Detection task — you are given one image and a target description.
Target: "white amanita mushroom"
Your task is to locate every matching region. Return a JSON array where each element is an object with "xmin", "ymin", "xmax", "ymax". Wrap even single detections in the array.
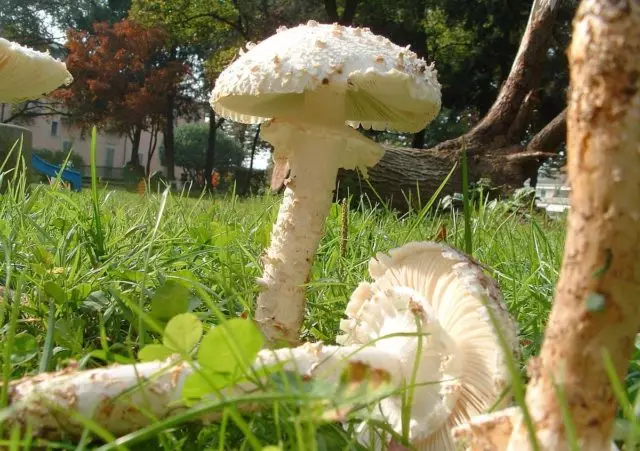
[
  {"xmin": 210, "ymin": 21, "xmax": 442, "ymax": 345},
  {"xmin": 1, "ymin": 242, "xmax": 516, "ymax": 446},
  {"xmin": 0, "ymin": 38, "xmax": 73, "ymax": 103},
  {"xmin": 336, "ymin": 241, "xmax": 518, "ymax": 450}
]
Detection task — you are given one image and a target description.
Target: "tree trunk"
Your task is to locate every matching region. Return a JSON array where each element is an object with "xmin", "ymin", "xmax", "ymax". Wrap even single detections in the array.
[
  {"xmin": 342, "ymin": 0, "xmax": 564, "ymax": 210},
  {"xmin": 204, "ymin": 107, "xmax": 216, "ymax": 191},
  {"xmin": 129, "ymin": 127, "xmax": 142, "ymax": 166},
  {"xmin": 244, "ymin": 124, "xmax": 261, "ymax": 194},
  {"xmin": 164, "ymin": 95, "xmax": 176, "ymax": 180}
]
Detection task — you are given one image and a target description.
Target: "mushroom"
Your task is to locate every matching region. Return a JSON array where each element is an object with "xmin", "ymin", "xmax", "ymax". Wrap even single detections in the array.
[
  {"xmin": 0, "ymin": 38, "xmax": 73, "ymax": 103},
  {"xmin": 336, "ymin": 241, "xmax": 518, "ymax": 450},
  {"xmin": 1, "ymin": 241, "xmax": 516, "ymax": 447},
  {"xmin": 210, "ymin": 22, "xmax": 442, "ymax": 345}
]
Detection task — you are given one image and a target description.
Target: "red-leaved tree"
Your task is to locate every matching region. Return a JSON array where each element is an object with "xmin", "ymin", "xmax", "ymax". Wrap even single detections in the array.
[{"xmin": 55, "ymin": 20, "xmax": 188, "ymax": 175}]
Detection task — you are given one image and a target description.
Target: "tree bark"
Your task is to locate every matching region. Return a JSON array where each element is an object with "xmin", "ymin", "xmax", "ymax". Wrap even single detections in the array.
[
  {"xmin": 510, "ymin": 1, "xmax": 640, "ymax": 449},
  {"xmin": 343, "ymin": 0, "xmax": 564, "ymax": 210}
]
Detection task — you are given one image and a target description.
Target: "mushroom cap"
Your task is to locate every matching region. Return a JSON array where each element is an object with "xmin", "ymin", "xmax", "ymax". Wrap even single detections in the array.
[
  {"xmin": 336, "ymin": 241, "xmax": 518, "ymax": 451},
  {"xmin": 210, "ymin": 21, "xmax": 441, "ymax": 133},
  {"xmin": 0, "ymin": 38, "xmax": 73, "ymax": 103}
]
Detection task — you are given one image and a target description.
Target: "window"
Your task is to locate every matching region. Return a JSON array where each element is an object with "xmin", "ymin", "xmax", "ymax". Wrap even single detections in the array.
[
  {"xmin": 62, "ymin": 141, "xmax": 72, "ymax": 152},
  {"xmin": 104, "ymin": 147, "xmax": 115, "ymax": 167},
  {"xmin": 51, "ymin": 121, "xmax": 59, "ymax": 137}
]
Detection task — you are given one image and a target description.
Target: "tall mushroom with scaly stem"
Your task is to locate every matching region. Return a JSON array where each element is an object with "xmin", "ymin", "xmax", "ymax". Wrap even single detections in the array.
[
  {"xmin": 452, "ymin": 0, "xmax": 640, "ymax": 449},
  {"xmin": 210, "ymin": 21, "xmax": 442, "ymax": 346}
]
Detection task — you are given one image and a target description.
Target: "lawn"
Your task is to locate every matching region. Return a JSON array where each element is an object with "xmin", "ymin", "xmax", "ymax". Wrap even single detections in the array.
[{"xmin": 0, "ymin": 176, "xmax": 571, "ymax": 450}]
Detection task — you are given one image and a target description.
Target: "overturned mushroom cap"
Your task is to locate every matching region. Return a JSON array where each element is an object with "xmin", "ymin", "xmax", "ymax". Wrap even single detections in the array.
[
  {"xmin": 336, "ymin": 241, "xmax": 518, "ymax": 451},
  {"xmin": 0, "ymin": 38, "xmax": 73, "ymax": 103},
  {"xmin": 211, "ymin": 20, "xmax": 441, "ymax": 132}
]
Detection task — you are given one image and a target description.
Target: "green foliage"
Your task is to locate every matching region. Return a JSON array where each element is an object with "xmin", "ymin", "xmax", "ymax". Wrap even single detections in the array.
[{"xmin": 160, "ymin": 123, "xmax": 246, "ymax": 171}]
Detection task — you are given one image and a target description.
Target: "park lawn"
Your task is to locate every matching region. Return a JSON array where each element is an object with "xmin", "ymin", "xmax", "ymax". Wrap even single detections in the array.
[{"xmin": 0, "ymin": 179, "xmax": 582, "ymax": 450}]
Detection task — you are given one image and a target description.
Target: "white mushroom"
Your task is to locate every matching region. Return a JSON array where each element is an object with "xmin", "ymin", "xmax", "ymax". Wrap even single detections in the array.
[
  {"xmin": 0, "ymin": 38, "xmax": 73, "ymax": 103},
  {"xmin": 1, "ymin": 242, "xmax": 516, "ymax": 447},
  {"xmin": 210, "ymin": 22, "xmax": 442, "ymax": 345},
  {"xmin": 337, "ymin": 241, "xmax": 518, "ymax": 450}
]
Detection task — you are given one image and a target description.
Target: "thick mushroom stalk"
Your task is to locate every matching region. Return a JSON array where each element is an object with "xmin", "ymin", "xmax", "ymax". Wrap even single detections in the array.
[
  {"xmin": 256, "ymin": 93, "xmax": 383, "ymax": 344},
  {"xmin": 453, "ymin": 0, "xmax": 640, "ymax": 449},
  {"xmin": 0, "ymin": 38, "xmax": 73, "ymax": 103},
  {"xmin": 210, "ymin": 21, "xmax": 442, "ymax": 345},
  {"xmin": 1, "ymin": 344, "xmax": 401, "ymax": 439}
]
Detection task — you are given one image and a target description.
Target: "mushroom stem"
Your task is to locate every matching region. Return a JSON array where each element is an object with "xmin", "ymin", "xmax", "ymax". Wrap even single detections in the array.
[
  {"xmin": 256, "ymin": 117, "xmax": 382, "ymax": 345},
  {"xmin": 453, "ymin": 1, "xmax": 640, "ymax": 449},
  {"xmin": 507, "ymin": 1, "xmax": 640, "ymax": 449},
  {"xmin": 2, "ymin": 343, "xmax": 402, "ymax": 440}
]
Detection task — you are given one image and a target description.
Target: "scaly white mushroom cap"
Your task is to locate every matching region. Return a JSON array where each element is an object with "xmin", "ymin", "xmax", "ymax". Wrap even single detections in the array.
[
  {"xmin": 210, "ymin": 20, "xmax": 441, "ymax": 133},
  {"xmin": 0, "ymin": 38, "xmax": 73, "ymax": 103},
  {"xmin": 336, "ymin": 242, "xmax": 518, "ymax": 451}
]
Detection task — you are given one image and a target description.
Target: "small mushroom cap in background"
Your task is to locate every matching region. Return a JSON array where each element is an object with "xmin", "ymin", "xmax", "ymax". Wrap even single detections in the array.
[
  {"xmin": 210, "ymin": 21, "xmax": 441, "ymax": 133},
  {"xmin": 0, "ymin": 38, "xmax": 73, "ymax": 104}
]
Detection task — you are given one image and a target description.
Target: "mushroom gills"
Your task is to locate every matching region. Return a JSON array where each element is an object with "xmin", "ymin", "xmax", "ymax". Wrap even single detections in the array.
[{"xmin": 337, "ymin": 241, "xmax": 518, "ymax": 451}]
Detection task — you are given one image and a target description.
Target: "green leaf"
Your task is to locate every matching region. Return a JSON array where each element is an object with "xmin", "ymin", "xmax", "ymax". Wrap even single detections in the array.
[
  {"xmin": 11, "ymin": 333, "xmax": 38, "ymax": 365},
  {"xmin": 54, "ymin": 317, "xmax": 84, "ymax": 354},
  {"xmin": 182, "ymin": 369, "xmax": 233, "ymax": 401},
  {"xmin": 151, "ymin": 280, "xmax": 190, "ymax": 321},
  {"xmin": 138, "ymin": 344, "xmax": 175, "ymax": 362},
  {"xmin": 163, "ymin": 313, "xmax": 203, "ymax": 354},
  {"xmin": 44, "ymin": 281, "xmax": 67, "ymax": 304},
  {"xmin": 197, "ymin": 318, "xmax": 263, "ymax": 375},
  {"xmin": 33, "ymin": 245, "xmax": 54, "ymax": 265},
  {"xmin": 71, "ymin": 283, "xmax": 92, "ymax": 302}
]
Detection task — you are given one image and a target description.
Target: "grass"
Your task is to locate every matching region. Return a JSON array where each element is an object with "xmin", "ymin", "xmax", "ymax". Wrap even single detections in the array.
[{"xmin": 0, "ymin": 143, "xmax": 637, "ymax": 450}]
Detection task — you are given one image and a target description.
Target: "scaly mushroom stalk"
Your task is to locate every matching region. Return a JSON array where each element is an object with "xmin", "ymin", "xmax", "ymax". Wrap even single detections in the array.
[
  {"xmin": 452, "ymin": 0, "xmax": 640, "ymax": 449},
  {"xmin": 1, "ymin": 343, "xmax": 400, "ymax": 439},
  {"xmin": 256, "ymin": 90, "xmax": 383, "ymax": 344}
]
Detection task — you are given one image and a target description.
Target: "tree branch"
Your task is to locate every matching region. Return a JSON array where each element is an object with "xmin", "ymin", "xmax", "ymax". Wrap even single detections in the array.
[
  {"xmin": 468, "ymin": 0, "xmax": 563, "ymax": 140},
  {"xmin": 526, "ymin": 107, "xmax": 567, "ymax": 153},
  {"xmin": 324, "ymin": 0, "xmax": 339, "ymax": 22}
]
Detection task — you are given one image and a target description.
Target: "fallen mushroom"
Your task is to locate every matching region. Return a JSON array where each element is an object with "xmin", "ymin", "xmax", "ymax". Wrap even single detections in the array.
[
  {"xmin": 451, "ymin": 0, "xmax": 640, "ymax": 449},
  {"xmin": 0, "ymin": 241, "xmax": 517, "ymax": 450},
  {"xmin": 210, "ymin": 21, "xmax": 442, "ymax": 345},
  {"xmin": 0, "ymin": 38, "xmax": 73, "ymax": 103},
  {"xmin": 337, "ymin": 241, "xmax": 518, "ymax": 450}
]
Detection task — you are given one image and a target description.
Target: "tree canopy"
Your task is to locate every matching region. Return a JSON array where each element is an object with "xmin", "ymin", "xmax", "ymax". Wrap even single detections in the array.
[{"xmin": 53, "ymin": 20, "xmax": 189, "ymax": 166}]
